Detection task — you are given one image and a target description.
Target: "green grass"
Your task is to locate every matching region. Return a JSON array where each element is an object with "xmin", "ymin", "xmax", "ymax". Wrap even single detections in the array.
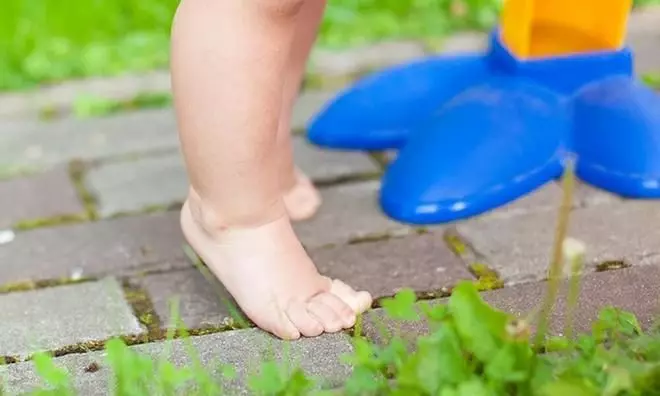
[
  {"xmin": 3, "ymin": 0, "xmax": 659, "ymax": 92},
  {"xmin": 0, "ymin": 0, "xmax": 503, "ymax": 92}
]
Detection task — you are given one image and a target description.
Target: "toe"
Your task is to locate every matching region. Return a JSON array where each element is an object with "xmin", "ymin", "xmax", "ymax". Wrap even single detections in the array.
[
  {"xmin": 330, "ymin": 280, "xmax": 373, "ymax": 315},
  {"xmin": 308, "ymin": 293, "xmax": 354, "ymax": 332},
  {"xmin": 286, "ymin": 301, "xmax": 324, "ymax": 337}
]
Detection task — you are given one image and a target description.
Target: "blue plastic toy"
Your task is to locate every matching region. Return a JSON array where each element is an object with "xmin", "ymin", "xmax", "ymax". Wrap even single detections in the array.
[{"xmin": 307, "ymin": 0, "xmax": 660, "ymax": 224}]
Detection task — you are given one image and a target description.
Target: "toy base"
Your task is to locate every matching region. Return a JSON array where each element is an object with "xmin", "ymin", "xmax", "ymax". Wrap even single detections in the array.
[
  {"xmin": 308, "ymin": 27, "xmax": 658, "ymax": 225},
  {"xmin": 380, "ymin": 77, "xmax": 569, "ymax": 224}
]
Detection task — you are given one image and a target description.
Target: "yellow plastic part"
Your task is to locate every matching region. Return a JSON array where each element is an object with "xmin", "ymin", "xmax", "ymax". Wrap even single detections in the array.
[{"xmin": 500, "ymin": 0, "xmax": 633, "ymax": 59}]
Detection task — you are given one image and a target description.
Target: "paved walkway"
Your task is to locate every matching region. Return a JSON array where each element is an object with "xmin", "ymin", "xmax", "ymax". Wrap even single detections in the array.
[{"xmin": 1, "ymin": 9, "xmax": 660, "ymax": 394}]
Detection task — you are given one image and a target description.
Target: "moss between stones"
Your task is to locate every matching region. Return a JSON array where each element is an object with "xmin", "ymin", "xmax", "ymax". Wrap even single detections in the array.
[
  {"xmin": 0, "ymin": 277, "xmax": 95, "ymax": 295},
  {"xmin": 12, "ymin": 213, "xmax": 89, "ymax": 231},
  {"xmin": 303, "ymin": 73, "xmax": 357, "ymax": 91},
  {"xmin": 368, "ymin": 152, "xmax": 393, "ymax": 170},
  {"xmin": 0, "ymin": 355, "xmax": 20, "ymax": 365},
  {"xmin": 470, "ymin": 262, "xmax": 505, "ymax": 291},
  {"xmin": 595, "ymin": 260, "xmax": 631, "ymax": 272},
  {"xmin": 68, "ymin": 160, "xmax": 99, "ymax": 221},
  {"xmin": 443, "ymin": 232, "xmax": 468, "ymax": 256},
  {"xmin": 121, "ymin": 280, "xmax": 163, "ymax": 336}
]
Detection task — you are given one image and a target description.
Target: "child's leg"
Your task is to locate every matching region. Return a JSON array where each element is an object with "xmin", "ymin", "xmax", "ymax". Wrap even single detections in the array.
[
  {"xmin": 279, "ymin": 0, "xmax": 326, "ymax": 221},
  {"xmin": 171, "ymin": 0, "xmax": 371, "ymax": 340}
]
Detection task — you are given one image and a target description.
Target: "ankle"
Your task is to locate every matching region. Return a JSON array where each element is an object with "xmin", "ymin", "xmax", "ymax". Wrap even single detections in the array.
[{"xmin": 185, "ymin": 188, "xmax": 286, "ymax": 235}]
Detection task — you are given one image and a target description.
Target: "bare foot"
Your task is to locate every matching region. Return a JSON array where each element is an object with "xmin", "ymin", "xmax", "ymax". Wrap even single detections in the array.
[
  {"xmin": 180, "ymin": 198, "xmax": 372, "ymax": 340},
  {"xmin": 283, "ymin": 168, "xmax": 322, "ymax": 221}
]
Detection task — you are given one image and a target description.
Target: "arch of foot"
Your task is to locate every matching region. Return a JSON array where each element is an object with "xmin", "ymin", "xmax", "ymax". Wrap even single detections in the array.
[{"xmin": 501, "ymin": 0, "xmax": 633, "ymax": 59}]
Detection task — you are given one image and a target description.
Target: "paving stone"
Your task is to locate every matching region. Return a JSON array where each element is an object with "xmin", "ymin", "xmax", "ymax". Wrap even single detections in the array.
[
  {"xmin": 0, "ymin": 71, "xmax": 171, "ymax": 121},
  {"xmin": 140, "ymin": 232, "xmax": 473, "ymax": 329},
  {"xmin": 0, "ymin": 211, "xmax": 187, "ymax": 285},
  {"xmin": 310, "ymin": 232, "xmax": 474, "ymax": 298},
  {"xmin": 0, "ymin": 166, "xmax": 85, "ymax": 228},
  {"xmin": 2, "ymin": 330, "xmax": 353, "ymax": 395},
  {"xmin": 309, "ymin": 40, "xmax": 427, "ymax": 79},
  {"xmin": 86, "ymin": 136, "xmax": 379, "ymax": 218},
  {"xmin": 362, "ymin": 265, "xmax": 660, "ymax": 345},
  {"xmin": 0, "ymin": 109, "xmax": 180, "ymax": 170},
  {"xmin": 0, "ymin": 89, "xmax": 327, "ymax": 172},
  {"xmin": 86, "ymin": 153, "xmax": 187, "ymax": 218},
  {"xmin": 294, "ymin": 181, "xmax": 414, "ymax": 249},
  {"xmin": 455, "ymin": 200, "xmax": 660, "ymax": 285},
  {"xmin": 573, "ymin": 181, "xmax": 624, "ymax": 208},
  {"xmin": 292, "ymin": 136, "xmax": 380, "ymax": 182},
  {"xmin": 431, "ymin": 31, "xmax": 489, "ymax": 54},
  {"xmin": 0, "ymin": 278, "xmax": 143, "ymax": 358},
  {"xmin": 292, "ymin": 91, "xmax": 342, "ymax": 132},
  {"xmin": 627, "ymin": 6, "xmax": 660, "ymax": 74},
  {"xmin": 138, "ymin": 269, "xmax": 234, "ymax": 329}
]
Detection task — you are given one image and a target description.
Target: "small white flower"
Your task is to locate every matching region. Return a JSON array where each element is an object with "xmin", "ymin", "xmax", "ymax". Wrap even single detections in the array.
[
  {"xmin": 562, "ymin": 237, "xmax": 586, "ymax": 262},
  {"xmin": 0, "ymin": 229, "xmax": 16, "ymax": 245}
]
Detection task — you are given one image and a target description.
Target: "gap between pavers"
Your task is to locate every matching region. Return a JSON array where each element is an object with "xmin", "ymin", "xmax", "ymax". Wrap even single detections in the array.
[
  {"xmin": 0, "ymin": 278, "xmax": 143, "ymax": 359},
  {"xmin": 84, "ymin": 136, "xmax": 379, "ymax": 218},
  {"xmin": 361, "ymin": 264, "xmax": 660, "ymax": 346},
  {"xmin": 1, "ymin": 330, "xmax": 353, "ymax": 395}
]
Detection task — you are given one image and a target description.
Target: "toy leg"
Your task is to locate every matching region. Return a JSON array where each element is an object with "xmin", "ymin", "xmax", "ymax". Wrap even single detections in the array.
[
  {"xmin": 380, "ymin": 77, "xmax": 568, "ymax": 224},
  {"xmin": 279, "ymin": 0, "xmax": 326, "ymax": 221},
  {"xmin": 574, "ymin": 78, "xmax": 660, "ymax": 197},
  {"xmin": 307, "ymin": 54, "xmax": 493, "ymax": 150},
  {"xmin": 171, "ymin": 0, "xmax": 371, "ymax": 340}
]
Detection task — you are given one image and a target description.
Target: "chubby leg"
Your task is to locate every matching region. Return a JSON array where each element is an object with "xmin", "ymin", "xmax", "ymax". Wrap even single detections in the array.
[
  {"xmin": 171, "ymin": 0, "xmax": 371, "ymax": 340},
  {"xmin": 279, "ymin": 0, "xmax": 326, "ymax": 221}
]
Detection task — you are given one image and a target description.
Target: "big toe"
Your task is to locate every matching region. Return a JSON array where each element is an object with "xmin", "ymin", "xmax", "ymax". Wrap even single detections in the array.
[{"xmin": 330, "ymin": 279, "xmax": 373, "ymax": 315}]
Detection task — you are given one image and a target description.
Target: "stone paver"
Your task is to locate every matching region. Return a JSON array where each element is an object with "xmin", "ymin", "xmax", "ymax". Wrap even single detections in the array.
[
  {"xmin": 294, "ymin": 180, "xmax": 414, "ymax": 249},
  {"xmin": 139, "ymin": 232, "xmax": 473, "ymax": 329},
  {"xmin": 86, "ymin": 137, "xmax": 379, "ymax": 218},
  {"xmin": 291, "ymin": 136, "xmax": 380, "ymax": 182},
  {"xmin": 86, "ymin": 153, "xmax": 187, "ymax": 218},
  {"xmin": 138, "ymin": 269, "xmax": 234, "ymax": 329},
  {"xmin": 0, "ymin": 278, "xmax": 143, "ymax": 358},
  {"xmin": 455, "ymin": 200, "xmax": 660, "ymax": 285},
  {"xmin": 310, "ymin": 232, "xmax": 474, "ymax": 298},
  {"xmin": 0, "ymin": 71, "xmax": 171, "ymax": 121},
  {"xmin": 0, "ymin": 91, "xmax": 336, "ymax": 172},
  {"xmin": 0, "ymin": 212, "xmax": 187, "ymax": 285},
  {"xmin": 627, "ymin": 6, "xmax": 660, "ymax": 74},
  {"xmin": 0, "ymin": 166, "xmax": 85, "ymax": 228},
  {"xmin": 308, "ymin": 40, "xmax": 427, "ymax": 82},
  {"xmin": 0, "ymin": 110, "xmax": 179, "ymax": 170},
  {"xmin": 363, "ymin": 264, "xmax": 660, "ymax": 345},
  {"xmin": 2, "ymin": 330, "xmax": 353, "ymax": 395}
]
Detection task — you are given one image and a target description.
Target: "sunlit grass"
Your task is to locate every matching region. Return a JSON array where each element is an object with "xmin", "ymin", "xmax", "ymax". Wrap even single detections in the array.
[{"xmin": 0, "ymin": 0, "xmax": 503, "ymax": 91}]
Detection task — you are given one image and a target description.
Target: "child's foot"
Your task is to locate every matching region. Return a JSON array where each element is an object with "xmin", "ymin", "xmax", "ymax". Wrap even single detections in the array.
[
  {"xmin": 283, "ymin": 168, "xmax": 322, "ymax": 221},
  {"xmin": 180, "ymin": 198, "xmax": 372, "ymax": 340}
]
